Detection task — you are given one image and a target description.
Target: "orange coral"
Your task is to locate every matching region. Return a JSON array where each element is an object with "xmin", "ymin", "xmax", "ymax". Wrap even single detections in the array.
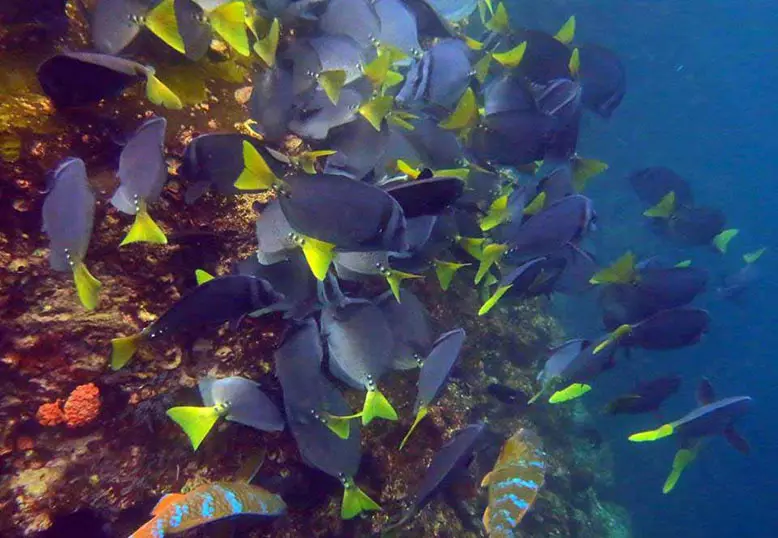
[
  {"xmin": 36, "ymin": 400, "xmax": 65, "ymax": 427},
  {"xmin": 63, "ymin": 383, "xmax": 101, "ymax": 428}
]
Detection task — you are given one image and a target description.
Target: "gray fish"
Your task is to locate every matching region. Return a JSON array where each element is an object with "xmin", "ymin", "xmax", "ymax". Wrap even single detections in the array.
[
  {"xmin": 400, "ymin": 328, "xmax": 466, "ymax": 448},
  {"xmin": 578, "ymin": 44, "xmax": 626, "ymax": 118},
  {"xmin": 388, "ymin": 423, "xmax": 484, "ymax": 531},
  {"xmin": 333, "ymin": 251, "xmax": 390, "ymax": 280},
  {"xmin": 377, "ymin": 288, "xmax": 434, "ymax": 370},
  {"xmin": 629, "ymin": 167, "xmax": 694, "ymax": 208},
  {"xmin": 250, "ymin": 67, "xmax": 295, "ymax": 142},
  {"xmin": 174, "ymin": 0, "xmax": 212, "ymax": 60},
  {"xmin": 374, "ymin": 0, "xmax": 421, "ymax": 57},
  {"xmin": 533, "ymin": 338, "xmax": 589, "ymax": 401},
  {"xmin": 289, "ymin": 88, "xmax": 362, "ymax": 140},
  {"xmin": 110, "ymin": 275, "xmax": 282, "ymax": 370},
  {"xmin": 552, "ymin": 243, "xmax": 596, "ymax": 295},
  {"xmin": 323, "ymin": 117, "xmax": 391, "ymax": 179},
  {"xmin": 312, "ymin": 35, "xmax": 366, "ymax": 88},
  {"xmin": 398, "ymin": 39, "xmax": 471, "ymax": 110},
  {"xmin": 199, "ymin": 376, "xmax": 285, "ymax": 432},
  {"xmin": 479, "ymin": 255, "xmax": 567, "ymax": 315},
  {"xmin": 621, "ymin": 307, "xmax": 710, "ymax": 350},
  {"xmin": 404, "ymin": 116, "xmax": 463, "ymax": 169},
  {"xmin": 91, "ymin": 0, "xmax": 147, "ymax": 54},
  {"xmin": 537, "ymin": 163, "xmax": 574, "ymax": 205},
  {"xmin": 319, "ymin": 0, "xmax": 380, "ymax": 50},
  {"xmin": 255, "ymin": 199, "xmax": 297, "ymax": 265},
  {"xmin": 42, "ymin": 157, "xmax": 101, "ymax": 310},
  {"xmin": 321, "ymin": 296, "xmax": 397, "ymax": 424},
  {"xmin": 111, "ymin": 117, "xmax": 169, "ymax": 246}
]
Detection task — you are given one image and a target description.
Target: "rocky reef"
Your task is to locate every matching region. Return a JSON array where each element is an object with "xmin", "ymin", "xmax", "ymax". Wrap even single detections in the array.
[{"xmin": 0, "ymin": 6, "xmax": 631, "ymax": 538}]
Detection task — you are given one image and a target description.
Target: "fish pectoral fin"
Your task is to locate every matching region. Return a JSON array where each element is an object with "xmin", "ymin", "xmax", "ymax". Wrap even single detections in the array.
[
  {"xmin": 120, "ymin": 203, "xmax": 168, "ymax": 246},
  {"xmin": 663, "ymin": 448, "xmax": 698, "ymax": 494},
  {"xmin": 399, "ymin": 406, "xmax": 429, "ymax": 450},
  {"xmin": 166, "ymin": 405, "xmax": 222, "ymax": 450},
  {"xmin": 549, "ymin": 383, "xmax": 592, "ymax": 404},
  {"xmin": 362, "ymin": 389, "xmax": 397, "ymax": 425},
  {"xmin": 300, "ymin": 235, "xmax": 335, "ymax": 281},
  {"xmin": 341, "ymin": 481, "xmax": 381, "ymax": 520},
  {"xmin": 253, "ymin": 18, "xmax": 280, "ymax": 66},
  {"xmin": 195, "ymin": 269, "xmax": 215, "ymax": 285},
  {"xmin": 144, "ymin": 0, "xmax": 186, "ymax": 53},
  {"xmin": 110, "ymin": 333, "xmax": 144, "ymax": 370},
  {"xmin": 235, "ymin": 141, "xmax": 278, "ymax": 190},
  {"xmin": 72, "ymin": 261, "xmax": 101, "ymax": 310},
  {"xmin": 492, "ymin": 41, "xmax": 527, "ymax": 68},
  {"xmin": 318, "ymin": 70, "xmax": 347, "ymax": 105},
  {"xmin": 478, "ymin": 284, "xmax": 513, "ymax": 316},
  {"xmin": 628, "ymin": 423, "xmax": 674, "ymax": 443},
  {"xmin": 209, "ymin": 1, "xmax": 250, "ymax": 56},
  {"xmin": 385, "ymin": 270, "xmax": 423, "ymax": 303},
  {"xmin": 145, "ymin": 71, "xmax": 183, "ymax": 110}
]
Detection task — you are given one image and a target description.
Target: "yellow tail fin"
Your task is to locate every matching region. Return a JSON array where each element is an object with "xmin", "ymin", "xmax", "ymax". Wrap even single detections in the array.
[
  {"xmin": 593, "ymin": 323, "xmax": 632, "ymax": 354},
  {"xmin": 643, "ymin": 191, "xmax": 676, "ymax": 218},
  {"xmin": 235, "ymin": 141, "xmax": 278, "ymax": 190},
  {"xmin": 399, "ymin": 406, "xmax": 429, "ymax": 450},
  {"xmin": 486, "ymin": 3, "xmax": 509, "ymax": 33},
  {"xmin": 73, "ymin": 261, "xmax": 101, "ymax": 310},
  {"xmin": 359, "ymin": 96, "xmax": 394, "ymax": 131},
  {"xmin": 361, "ymin": 389, "xmax": 397, "ymax": 425},
  {"xmin": 475, "ymin": 243, "xmax": 507, "ymax": 284},
  {"xmin": 628, "ymin": 423, "xmax": 674, "ymax": 443},
  {"xmin": 434, "ymin": 260, "xmax": 470, "ymax": 291},
  {"xmin": 297, "ymin": 150, "xmax": 337, "ymax": 174},
  {"xmin": 195, "ymin": 269, "xmax": 215, "ymax": 285},
  {"xmin": 549, "ymin": 383, "xmax": 591, "ymax": 404},
  {"xmin": 743, "ymin": 247, "xmax": 766, "ymax": 264},
  {"xmin": 569, "ymin": 47, "xmax": 580, "ymax": 77},
  {"xmin": 300, "ymin": 235, "xmax": 335, "ymax": 281},
  {"xmin": 324, "ymin": 414, "xmax": 352, "ymax": 440},
  {"xmin": 572, "ymin": 157, "xmax": 608, "ymax": 191},
  {"xmin": 663, "ymin": 448, "xmax": 697, "ymax": 493},
  {"xmin": 492, "ymin": 41, "xmax": 527, "ymax": 68},
  {"xmin": 144, "ymin": 0, "xmax": 185, "ymax": 54},
  {"xmin": 341, "ymin": 479, "xmax": 381, "ymax": 519},
  {"xmin": 120, "ymin": 202, "xmax": 168, "ymax": 246},
  {"xmin": 554, "ymin": 15, "xmax": 576, "ymax": 44},
  {"xmin": 363, "ymin": 49, "xmax": 392, "ymax": 87},
  {"xmin": 318, "ymin": 70, "xmax": 347, "ymax": 104},
  {"xmin": 111, "ymin": 333, "xmax": 143, "ymax": 370},
  {"xmin": 441, "ymin": 88, "xmax": 478, "ymax": 131},
  {"xmin": 474, "ymin": 53, "xmax": 493, "ymax": 85},
  {"xmin": 523, "ymin": 192, "xmax": 546, "ymax": 216},
  {"xmin": 478, "ymin": 284, "xmax": 512, "ymax": 316},
  {"xmin": 145, "ymin": 72, "xmax": 183, "ymax": 110},
  {"xmin": 385, "ymin": 270, "xmax": 423, "ymax": 303},
  {"xmin": 589, "ymin": 251, "xmax": 636, "ymax": 285},
  {"xmin": 210, "ymin": 1, "xmax": 250, "ymax": 56},
  {"xmin": 166, "ymin": 405, "xmax": 223, "ymax": 450},
  {"xmin": 253, "ymin": 17, "xmax": 280, "ymax": 66},
  {"xmin": 712, "ymin": 228, "xmax": 739, "ymax": 254},
  {"xmin": 480, "ymin": 194, "xmax": 510, "ymax": 231}
]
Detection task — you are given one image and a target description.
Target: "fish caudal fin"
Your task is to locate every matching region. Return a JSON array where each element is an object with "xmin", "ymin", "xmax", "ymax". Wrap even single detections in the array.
[
  {"xmin": 554, "ymin": 15, "xmax": 576, "ymax": 44},
  {"xmin": 209, "ymin": 1, "xmax": 250, "ymax": 56},
  {"xmin": 628, "ymin": 423, "xmax": 674, "ymax": 443},
  {"xmin": 743, "ymin": 247, "xmax": 766, "ymax": 264},
  {"xmin": 572, "ymin": 157, "xmax": 608, "ymax": 191},
  {"xmin": 144, "ymin": 0, "xmax": 185, "ymax": 53},
  {"xmin": 359, "ymin": 96, "xmax": 394, "ymax": 131},
  {"xmin": 361, "ymin": 389, "xmax": 397, "ymax": 426},
  {"xmin": 549, "ymin": 383, "xmax": 591, "ymax": 404},
  {"xmin": 569, "ymin": 47, "xmax": 580, "ymax": 77},
  {"xmin": 318, "ymin": 70, "xmax": 347, "ymax": 105},
  {"xmin": 300, "ymin": 235, "xmax": 335, "ymax": 281},
  {"xmin": 475, "ymin": 243, "xmax": 507, "ymax": 284},
  {"xmin": 590, "ymin": 252, "xmax": 636, "ymax": 285},
  {"xmin": 434, "ymin": 260, "xmax": 470, "ymax": 291},
  {"xmin": 478, "ymin": 284, "xmax": 513, "ymax": 316},
  {"xmin": 341, "ymin": 480, "xmax": 381, "ymax": 520},
  {"xmin": 480, "ymin": 194, "xmax": 509, "ymax": 231},
  {"xmin": 492, "ymin": 41, "xmax": 527, "ymax": 68},
  {"xmin": 523, "ymin": 192, "xmax": 546, "ymax": 216},
  {"xmin": 254, "ymin": 18, "xmax": 280, "ymax": 66},
  {"xmin": 593, "ymin": 323, "xmax": 632, "ymax": 354},
  {"xmin": 120, "ymin": 202, "xmax": 168, "ymax": 246},
  {"xmin": 385, "ymin": 270, "xmax": 423, "ymax": 303},
  {"xmin": 166, "ymin": 405, "xmax": 222, "ymax": 450},
  {"xmin": 399, "ymin": 406, "xmax": 428, "ymax": 450},
  {"xmin": 663, "ymin": 447, "xmax": 698, "ymax": 494},
  {"xmin": 195, "ymin": 269, "xmax": 215, "ymax": 285},
  {"xmin": 713, "ymin": 228, "xmax": 739, "ymax": 254},
  {"xmin": 474, "ymin": 53, "xmax": 492, "ymax": 84},
  {"xmin": 145, "ymin": 71, "xmax": 183, "ymax": 110},
  {"xmin": 111, "ymin": 333, "xmax": 143, "ymax": 370},
  {"xmin": 486, "ymin": 3, "xmax": 509, "ymax": 33},
  {"xmin": 440, "ymin": 88, "xmax": 478, "ymax": 130},
  {"xmin": 235, "ymin": 141, "xmax": 278, "ymax": 190},
  {"xmin": 643, "ymin": 191, "xmax": 675, "ymax": 218},
  {"xmin": 72, "ymin": 261, "xmax": 101, "ymax": 310},
  {"xmin": 324, "ymin": 415, "xmax": 352, "ymax": 440}
]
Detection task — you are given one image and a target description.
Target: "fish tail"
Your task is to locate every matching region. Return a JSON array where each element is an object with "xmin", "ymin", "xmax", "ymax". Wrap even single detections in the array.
[
  {"xmin": 474, "ymin": 53, "xmax": 492, "ymax": 84},
  {"xmin": 318, "ymin": 69, "xmax": 347, "ymax": 104},
  {"xmin": 548, "ymin": 383, "xmax": 591, "ymax": 404},
  {"xmin": 662, "ymin": 447, "xmax": 698, "ymax": 494},
  {"xmin": 361, "ymin": 388, "xmax": 397, "ymax": 426},
  {"xmin": 359, "ymin": 96, "xmax": 394, "ymax": 131},
  {"xmin": 254, "ymin": 18, "xmax": 280, "ymax": 66},
  {"xmin": 341, "ymin": 479, "xmax": 381, "ymax": 520},
  {"xmin": 572, "ymin": 157, "xmax": 608, "ymax": 191},
  {"xmin": 434, "ymin": 260, "xmax": 470, "ymax": 291},
  {"xmin": 478, "ymin": 284, "xmax": 513, "ymax": 316},
  {"xmin": 111, "ymin": 333, "xmax": 144, "ymax": 370},
  {"xmin": 569, "ymin": 47, "xmax": 581, "ymax": 77},
  {"xmin": 234, "ymin": 141, "xmax": 278, "ymax": 191},
  {"xmin": 492, "ymin": 41, "xmax": 528, "ymax": 68},
  {"xmin": 554, "ymin": 15, "xmax": 576, "ymax": 44},
  {"xmin": 144, "ymin": 70, "xmax": 183, "ymax": 110},
  {"xmin": 120, "ymin": 202, "xmax": 168, "ymax": 246},
  {"xmin": 166, "ymin": 405, "xmax": 222, "ymax": 450},
  {"xmin": 144, "ymin": 0, "xmax": 186, "ymax": 54},
  {"xmin": 712, "ymin": 228, "xmax": 739, "ymax": 254},
  {"xmin": 72, "ymin": 261, "xmax": 101, "ymax": 310},
  {"xmin": 323, "ymin": 414, "xmax": 352, "ymax": 440},
  {"xmin": 399, "ymin": 406, "xmax": 428, "ymax": 450},
  {"xmin": 522, "ymin": 191, "xmax": 546, "ymax": 215},
  {"xmin": 474, "ymin": 243, "xmax": 507, "ymax": 284},
  {"xmin": 643, "ymin": 191, "xmax": 676, "ymax": 218},
  {"xmin": 440, "ymin": 88, "xmax": 478, "ymax": 130},
  {"xmin": 590, "ymin": 252, "xmax": 636, "ymax": 285},
  {"xmin": 195, "ymin": 269, "xmax": 215, "ymax": 285},
  {"xmin": 628, "ymin": 423, "xmax": 675, "ymax": 443},
  {"xmin": 593, "ymin": 323, "xmax": 632, "ymax": 354},
  {"xmin": 363, "ymin": 49, "xmax": 392, "ymax": 88},
  {"xmin": 209, "ymin": 1, "xmax": 250, "ymax": 56},
  {"xmin": 385, "ymin": 270, "xmax": 423, "ymax": 303}
]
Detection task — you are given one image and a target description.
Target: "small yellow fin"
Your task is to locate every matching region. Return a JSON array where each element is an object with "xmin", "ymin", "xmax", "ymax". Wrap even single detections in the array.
[
  {"xmin": 319, "ymin": 70, "xmax": 347, "ymax": 105},
  {"xmin": 459, "ymin": 236, "xmax": 486, "ymax": 260},
  {"xmin": 475, "ymin": 243, "xmax": 507, "ymax": 284},
  {"xmin": 359, "ymin": 95, "xmax": 394, "ymax": 131},
  {"xmin": 569, "ymin": 47, "xmax": 580, "ymax": 77},
  {"xmin": 743, "ymin": 247, "xmax": 766, "ymax": 264},
  {"xmin": 492, "ymin": 41, "xmax": 527, "ymax": 68},
  {"xmin": 572, "ymin": 157, "xmax": 608, "ymax": 191},
  {"xmin": 361, "ymin": 389, "xmax": 397, "ymax": 425},
  {"xmin": 383, "ymin": 70, "xmax": 405, "ymax": 91},
  {"xmin": 523, "ymin": 191, "xmax": 546, "ymax": 215},
  {"xmin": 662, "ymin": 448, "xmax": 697, "ymax": 494},
  {"xmin": 385, "ymin": 270, "xmax": 424, "ymax": 303},
  {"xmin": 643, "ymin": 191, "xmax": 676, "ymax": 218},
  {"xmin": 675, "ymin": 260, "xmax": 692, "ymax": 268},
  {"xmin": 396, "ymin": 159, "xmax": 421, "ymax": 179},
  {"xmin": 253, "ymin": 17, "xmax": 280, "ymax": 66},
  {"xmin": 300, "ymin": 235, "xmax": 335, "ymax": 281},
  {"xmin": 628, "ymin": 423, "xmax": 675, "ymax": 443},
  {"xmin": 486, "ymin": 2, "xmax": 509, "ymax": 33},
  {"xmin": 480, "ymin": 194, "xmax": 510, "ymax": 231},
  {"xmin": 195, "ymin": 269, "xmax": 215, "ymax": 285},
  {"xmin": 234, "ymin": 141, "xmax": 278, "ymax": 190},
  {"xmin": 589, "ymin": 251, "xmax": 636, "ymax": 285},
  {"xmin": 145, "ymin": 72, "xmax": 183, "ymax": 110},
  {"xmin": 298, "ymin": 150, "xmax": 336, "ymax": 174},
  {"xmin": 210, "ymin": 1, "xmax": 250, "ymax": 56},
  {"xmin": 548, "ymin": 383, "xmax": 591, "ymax": 404},
  {"xmin": 341, "ymin": 480, "xmax": 381, "ymax": 520},
  {"xmin": 166, "ymin": 405, "xmax": 222, "ymax": 450},
  {"xmin": 593, "ymin": 323, "xmax": 632, "ymax": 354},
  {"xmin": 364, "ymin": 49, "xmax": 392, "ymax": 87},
  {"xmin": 120, "ymin": 202, "xmax": 168, "ymax": 246},
  {"xmin": 478, "ymin": 284, "xmax": 512, "ymax": 316},
  {"xmin": 434, "ymin": 260, "xmax": 470, "ymax": 291},
  {"xmin": 464, "ymin": 36, "xmax": 484, "ymax": 51},
  {"xmin": 440, "ymin": 88, "xmax": 478, "ymax": 131},
  {"xmin": 73, "ymin": 261, "xmax": 101, "ymax": 310},
  {"xmin": 145, "ymin": 0, "xmax": 185, "ymax": 54},
  {"xmin": 712, "ymin": 228, "xmax": 739, "ymax": 254},
  {"xmin": 554, "ymin": 15, "xmax": 576, "ymax": 44},
  {"xmin": 399, "ymin": 406, "xmax": 428, "ymax": 450},
  {"xmin": 474, "ymin": 53, "xmax": 492, "ymax": 85},
  {"xmin": 324, "ymin": 415, "xmax": 352, "ymax": 440},
  {"xmin": 110, "ymin": 333, "xmax": 143, "ymax": 370}
]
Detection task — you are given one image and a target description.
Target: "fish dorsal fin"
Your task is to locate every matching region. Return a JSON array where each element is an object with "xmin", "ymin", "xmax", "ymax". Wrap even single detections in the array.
[
  {"xmin": 723, "ymin": 425, "xmax": 750, "ymax": 454},
  {"xmin": 696, "ymin": 377, "xmax": 715, "ymax": 406},
  {"xmin": 152, "ymin": 493, "xmax": 186, "ymax": 516}
]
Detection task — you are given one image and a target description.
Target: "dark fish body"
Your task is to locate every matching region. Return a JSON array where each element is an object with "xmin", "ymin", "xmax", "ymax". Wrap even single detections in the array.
[
  {"xmin": 91, "ymin": 0, "xmax": 147, "ymax": 55},
  {"xmin": 377, "ymin": 289, "xmax": 434, "ymax": 370},
  {"xmin": 667, "ymin": 206, "xmax": 726, "ymax": 246},
  {"xmin": 385, "ymin": 177, "xmax": 464, "ymax": 218},
  {"xmin": 255, "ymin": 199, "xmax": 297, "ymax": 265},
  {"xmin": 674, "ymin": 396, "xmax": 753, "ymax": 442},
  {"xmin": 415, "ymin": 328, "xmax": 466, "ymax": 412},
  {"xmin": 405, "ymin": 117, "xmax": 463, "ymax": 169},
  {"xmin": 578, "ymin": 44, "xmax": 626, "ymax": 118},
  {"xmin": 236, "ymin": 251, "xmax": 318, "ymax": 319},
  {"xmin": 538, "ymin": 164, "xmax": 574, "ymax": 205},
  {"xmin": 397, "ymin": 39, "xmax": 471, "ymax": 110},
  {"xmin": 499, "ymin": 255, "xmax": 567, "ymax": 299},
  {"xmin": 199, "ymin": 377, "xmax": 285, "ymax": 432},
  {"xmin": 323, "ymin": 118, "xmax": 391, "ymax": 179},
  {"xmin": 42, "ymin": 158, "xmax": 95, "ymax": 272},
  {"xmin": 537, "ymin": 339, "xmax": 590, "ymax": 387},
  {"xmin": 145, "ymin": 275, "xmax": 282, "ymax": 340},
  {"xmin": 606, "ymin": 376, "xmax": 682, "ymax": 415},
  {"xmin": 374, "ymin": 0, "xmax": 421, "ymax": 56},
  {"xmin": 623, "ymin": 307, "xmax": 710, "ymax": 350},
  {"xmin": 400, "ymin": 0, "xmax": 453, "ymax": 38},
  {"xmin": 38, "ymin": 52, "xmax": 145, "ymax": 108},
  {"xmin": 552, "ymin": 243, "xmax": 596, "ymax": 295},
  {"xmin": 280, "ymin": 174, "xmax": 407, "ymax": 251},
  {"xmin": 289, "ymin": 88, "xmax": 362, "ymax": 141},
  {"xmin": 111, "ymin": 116, "xmax": 167, "ymax": 214},
  {"xmin": 512, "ymin": 29, "xmax": 572, "ymax": 84},
  {"xmin": 319, "ymin": 0, "xmax": 380, "ymax": 49},
  {"xmin": 250, "ymin": 67, "xmax": 295, "ymax": 142},
  {"xmin": 629, "ymin": 167, "xmax": 694, "ymax": 208},
  {"xmin": 556, "ymin": 336, "xmax": 616, "ymax": 384}
]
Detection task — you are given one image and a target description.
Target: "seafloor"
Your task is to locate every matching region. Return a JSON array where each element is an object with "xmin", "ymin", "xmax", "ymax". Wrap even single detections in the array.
[{"xmin": 0, "ymin": 5, "xmax": 632, "ymax": 537}]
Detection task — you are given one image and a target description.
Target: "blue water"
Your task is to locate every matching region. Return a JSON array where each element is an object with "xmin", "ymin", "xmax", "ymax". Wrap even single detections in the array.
[{"xmin": 512, "ymin": 2, "xmax": 777, "ymax": 537}]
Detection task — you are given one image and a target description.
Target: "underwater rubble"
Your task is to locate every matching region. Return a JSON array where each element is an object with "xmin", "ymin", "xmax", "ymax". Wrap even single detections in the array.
[{"xmin": 0, "ymin": 4, "xmax": 632, "ymax": 538}]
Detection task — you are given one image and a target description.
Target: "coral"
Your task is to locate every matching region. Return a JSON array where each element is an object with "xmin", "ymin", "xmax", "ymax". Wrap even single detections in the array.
[
  {"xmin": 63, "ymin": 383, "xmax": 101, "ymax": 428},
  {"xmin": 36, "ymin": 400, "xmax": 64, "ymax": 427}
]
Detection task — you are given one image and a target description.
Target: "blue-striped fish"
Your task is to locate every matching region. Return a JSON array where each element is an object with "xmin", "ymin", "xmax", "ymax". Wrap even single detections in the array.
[
  {"xmin": 481, "ymin": 428, "xmax": 546, "ymax": 537},
  {"xmin": 130, "ymin": 481, "xmax": 286, "ymax": 538}
]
